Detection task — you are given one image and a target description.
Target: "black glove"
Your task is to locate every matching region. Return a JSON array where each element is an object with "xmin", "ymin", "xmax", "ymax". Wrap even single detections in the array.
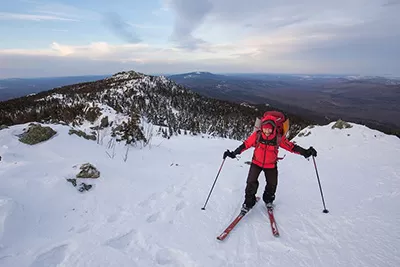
[
  {"xmin": 308, "ymin": 146, "xmax": 317, "ymax": 157},
  {"xmin": 293, "ymin": 145, "xmax": 317, "ymax": 158},
  {"xmin": 302, "ymin": 146, "xmax": 317, "ymax": 158},
  {"xmin": 223, "ymin": 150, "xmax": 236, "ymax": 159},
  {"xmin": 223, "ymin": 143, "xmax": 245, "ymax": 159}
]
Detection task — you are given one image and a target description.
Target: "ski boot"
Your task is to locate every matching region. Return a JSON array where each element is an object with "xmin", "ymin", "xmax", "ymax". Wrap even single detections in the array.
[
  {"xmin": 240, "ymin": 203, "xmax": 252, "ymax": 214},
  {"xmin": 265, "ymin": 202, "xmax": 273, "ymax": 209}
]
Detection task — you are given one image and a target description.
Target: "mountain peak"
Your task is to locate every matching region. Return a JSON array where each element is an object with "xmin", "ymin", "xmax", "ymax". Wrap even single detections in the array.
[
  {"xmin": 1, "ymin": 69, "xmax": 292, "ymax": 145},
  {"xmin": 169, "ymin": 71, "xmax": 223, "ymax": 79},
  {"xmin": 110, "ymin": 70, "xmax": 146, "ymax": 80}
]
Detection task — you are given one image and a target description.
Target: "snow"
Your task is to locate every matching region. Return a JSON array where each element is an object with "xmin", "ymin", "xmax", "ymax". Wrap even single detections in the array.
[
  {"xmin": 183, "ymin": 72, "xmax": 207, "ymax": 79},
  {"xmin": 216, "ymin": 84, "xmax": 228, "ymax": 89},
  {"xmin": 38, "ymin": 93, "xmax": 65, "ymax": 101},
  {"xmin": 160, "ymin": 76, "xmax": 170, "ymax": 85},
  {"xmin": 0, "ymin": 121, "xmax": 399, "ymax": 267},
  {"xmin": 239, "ymin": 102, "xmax": 256, "ymax": 109}
]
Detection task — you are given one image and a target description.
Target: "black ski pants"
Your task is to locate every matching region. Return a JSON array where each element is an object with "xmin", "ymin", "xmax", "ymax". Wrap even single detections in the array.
[{"xmin": 244, "ymin": 163, "xmax": 278, "ymax": 207}]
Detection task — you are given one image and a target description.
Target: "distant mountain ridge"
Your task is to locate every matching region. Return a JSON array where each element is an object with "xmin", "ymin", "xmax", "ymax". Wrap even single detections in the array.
[
  {"xmin": 1, "ymin": 70, "xmax": 398, "ymax": 138},
  {"xmin": 168, "ymin": 72, "xmax": 400, "ymax": 137},
  {"xmin": 0, "ymin": 70, "xmax": 313, "ymax": 145},
  {"xmin": 0, "ymin": 75, "xmax": 110, "ymax": 102},
  {"xmin": 169, "ymin": 71, "xmax": 225, "ymax": 80},
  {"xmin": 169, "ymin": 72, "xmax": 400, "ymax": 83}
]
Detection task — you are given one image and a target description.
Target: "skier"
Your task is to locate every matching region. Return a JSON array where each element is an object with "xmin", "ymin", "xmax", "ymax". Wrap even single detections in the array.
[{"xmin": 223, "ymin": 112, "xmax": 317, "ymax": 213}]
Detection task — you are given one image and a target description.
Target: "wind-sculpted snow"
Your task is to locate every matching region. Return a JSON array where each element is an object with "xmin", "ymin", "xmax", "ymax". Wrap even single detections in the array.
[{"xmin": 0, "ymin": 121, "xmax": 399, "ymax": 267}]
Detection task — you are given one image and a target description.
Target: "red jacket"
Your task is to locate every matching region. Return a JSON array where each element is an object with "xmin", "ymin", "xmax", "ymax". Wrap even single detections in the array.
[{"xmin": 239, "ymin": 130, "xmax": 300, "ymax": 168}]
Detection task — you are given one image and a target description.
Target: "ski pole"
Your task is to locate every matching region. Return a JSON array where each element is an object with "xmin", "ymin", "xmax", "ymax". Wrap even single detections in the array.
[
  {"xmin": 312, "ymin": 156, "xmax": 329, "ymax": 213},
  {"xmin": 202, "ymin": 157, "xmax": 226, "ymax": 210}
]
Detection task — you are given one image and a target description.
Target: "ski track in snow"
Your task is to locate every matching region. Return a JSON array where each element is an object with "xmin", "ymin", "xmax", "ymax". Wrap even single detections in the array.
[
  {"xmin": 0, "ymin": 122, "xmax": 399, "ymax": 267},
  {"xmin": 29, "ymin": 244, "xmax": 68, "ymax": 267}
]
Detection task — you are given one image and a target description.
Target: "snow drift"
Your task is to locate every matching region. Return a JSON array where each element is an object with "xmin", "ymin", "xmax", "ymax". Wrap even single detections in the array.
[{"xmin": 0, "ymin": 119, "xmax": 399, "ymax": 267}]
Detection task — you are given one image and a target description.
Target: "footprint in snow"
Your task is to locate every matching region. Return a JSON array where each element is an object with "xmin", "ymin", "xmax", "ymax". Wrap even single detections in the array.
[
  {"xmin": 146, "ymin": 212, "xmax": 161, "ymax": 223},
  {"xmin": 174, "ymin": 184, "xmax": 188, "ymax": 198},
  {"xmin": 155, "ymin": 249, "xmax": 174, "ymax": 265},
  {"xmin": 0, "ymin": 255, "xmax": 13, "ymax": 266},
  {"xmin": 138, "ymin": 199, "xmax": 151, "ymax": 208},
  {"xmin": 107, "ymin": 213, "xmax": 120, "ymax": 223},
  {"xmin": 166, "ymin": 186, "xmax": 175, "ymax": 194},
  {"xmin": 175, "ymin": 201, "xmax": 186, "ymax": 211},
  {"xmin": 76, "ymin": 224, "xmax": 90, "ymax": 233},
  {"xmin": 105, "ymin": 230, "xmax": 135, "ymax": 250},
  {"xmin": 138, "ymin": 192, "xmax": 162, "ymax": 208},
  {"xmin": 208, "ymin": 254, "xmax": 226, "ymax": 267},
  {"xmin": 155, "ymin": 248, "xmax": 197, "ymax": 267},
  {"xmin": 30, "ymin": 244, "xmax": 68, "ymax": 267},
  {"xmin": 176, "ymin": 189, "xmax": 186, "ymax": 199}
]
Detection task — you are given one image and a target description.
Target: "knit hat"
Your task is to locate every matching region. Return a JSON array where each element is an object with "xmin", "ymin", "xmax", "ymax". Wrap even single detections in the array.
[{"xmin": 262, "ymin": 122, "xmax": 274, "ymax": 130}]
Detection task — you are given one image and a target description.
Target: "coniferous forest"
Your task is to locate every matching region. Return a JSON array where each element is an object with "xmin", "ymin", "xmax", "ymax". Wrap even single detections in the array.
[{"xmin": 0, "ymin": 71, "xmax": 313, "ymax": 144}]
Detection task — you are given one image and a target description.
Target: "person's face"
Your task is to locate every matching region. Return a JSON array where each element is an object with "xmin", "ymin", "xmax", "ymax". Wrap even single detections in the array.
[{"xmin": 262, "ymin": 127, "xmax": 273, "ymax": 136}]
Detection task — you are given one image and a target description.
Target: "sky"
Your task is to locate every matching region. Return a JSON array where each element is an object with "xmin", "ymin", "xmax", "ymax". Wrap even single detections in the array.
[{"xmin": 0, "ymin": 0, "xmax": 399, "ymax": 78}]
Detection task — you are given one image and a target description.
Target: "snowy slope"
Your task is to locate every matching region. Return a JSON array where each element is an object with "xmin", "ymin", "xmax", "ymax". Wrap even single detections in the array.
[{"xmin": 0, "ymin": 121, "xmax": 399, "ymax": 267}]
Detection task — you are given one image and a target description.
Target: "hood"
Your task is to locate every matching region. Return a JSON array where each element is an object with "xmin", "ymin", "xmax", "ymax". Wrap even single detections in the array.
[{"xmin": 260, "ymin": 118, "xmax": 277, "ymax": 140}]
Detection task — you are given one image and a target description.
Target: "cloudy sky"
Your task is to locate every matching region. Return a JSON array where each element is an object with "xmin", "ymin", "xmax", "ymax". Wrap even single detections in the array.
[{"xmin": 1, "ymin": 0, "xmax": 399, "ymax": 78}]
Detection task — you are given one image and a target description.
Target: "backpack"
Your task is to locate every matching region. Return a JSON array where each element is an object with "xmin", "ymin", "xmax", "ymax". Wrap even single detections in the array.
[{"xmin": 253, "ymin": 111, "xmax": 290, "ymax": 138}]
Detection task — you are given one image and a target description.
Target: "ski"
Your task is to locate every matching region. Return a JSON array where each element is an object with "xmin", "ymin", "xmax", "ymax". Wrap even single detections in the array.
[
  {"xmin": 216, "ymin": 212, "xmax": 245, "ymax": 241},
  {"xmin": 266, "ymin": 205, "xmax": 280, "ymax": 237},
  {"xmin": 217, "ymin": 197, "xmax": 260, "ymax": 241}
]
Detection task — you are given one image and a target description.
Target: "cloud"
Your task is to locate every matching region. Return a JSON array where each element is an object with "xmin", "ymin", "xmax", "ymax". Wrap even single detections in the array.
[
  {"xmin": 0, "ymin": 12, "xmax": 78, "ymax": 21},
  {"xmin": 50, "ymin": 42, "xmax": 75, "ymax": 56},
  {"xmin": 32, "ymin": 2, "xmax": 99, "ymax": 21},
  {"xmin": 166, "ymin": 0, "xmax": 213, "ymax": 49},
  {"xmin": 167, "ymin": 0, "xmax": 399, "ymax": 45},
  {"xmin": 103, "ymin": 12, "xmax": 142, "ymax": 44},
  {"xmin": 129, "ymin": 23, "xmax": 167, "ymax": 30},
  {"xmin": 382, "ymin": 0, "xmax": 400, "ymax": 6},
  {"xmin": 2, "ymin": 0, "xmax": 400, "ymax": 77},
  {"xmin": 0, "ymin": 52, "xmax": 241, "ymax": 79},
  {"xmin": 0, "ymin": 40, "xmax": 266, "ymax": 63},
  {"xmin": 271, "ymin": 16, "xmax": 310, "ymax": 29},
  {"xmin": 0, "ymin": 2, "xmax": 99, "ymax": 22},
  {"xmin": 152, "ymin": 6, "xmax": 170, "ymax": 17},
  {"xmin": 50, "ymin": 29, "xmax": 69, "ymax": 32},
  {"xmin": 3, "ymin": 1, "xmax": 97, "ymax": 22},
  {"xmin": 0, "ymin": 41, "xmax": 275, "ymax": 78},
  {"xmin": 175, "ymin": 0, "xmax": 399, "ymax": 68},
  {"xmin": 1, "ymin": 18, "xmax": 400, "ymax": 77}
]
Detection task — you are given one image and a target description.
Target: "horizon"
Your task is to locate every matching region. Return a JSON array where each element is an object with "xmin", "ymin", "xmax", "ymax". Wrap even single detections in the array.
[
  {"xmin": 1, "ymin": 0, "xmax": 399, "ymax": 78},
  {"xmin": 2, "ymin": 70, "xmax": 400, "ymax": 81}
]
